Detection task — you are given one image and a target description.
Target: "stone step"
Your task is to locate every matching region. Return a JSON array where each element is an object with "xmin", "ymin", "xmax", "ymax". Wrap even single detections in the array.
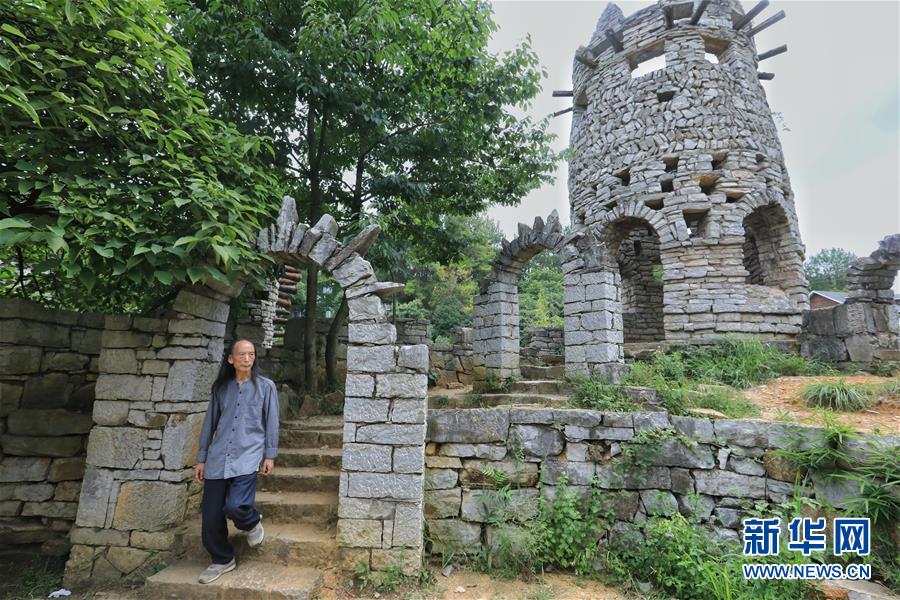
[
  {"xmin": 278, "ymin": 428, "xmax": 343, "ymax": 449},
  {"xmin": 145, "ymin": 560, "xmax": 322, "ymax": 599},
  {"xmin": 258, "ymin": 467, "xmax": 340, "ymax": 494},
  {"xmin": 281, "ymin": 416, "xmax": 344, "ymax": 431},
  {"xmin": 254, "ymin": 491, "xmax": 338, "ymax": 523},
  {"xmin": 508, "ymin": 379, "xmax": 571, "ymax": 395},
  {"xmin": 277, "ymin": 448, "xmax": 343, "ymax": 469},
  {"xmin": 476, "ymin": 393, "xmax": 570, "ymax": 407},
  {"xmin": 179, "ymin": 520, "xmax": 335, "ymax": 567},
  {"xmin": 520, "ymin": 364, "xmax": 565, "ymax": 380}
]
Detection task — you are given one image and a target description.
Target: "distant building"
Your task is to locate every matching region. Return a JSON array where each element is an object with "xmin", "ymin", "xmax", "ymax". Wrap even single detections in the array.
[{"xmin": 810, "ymin": 290, "xmax": 900, "ymax": 310}]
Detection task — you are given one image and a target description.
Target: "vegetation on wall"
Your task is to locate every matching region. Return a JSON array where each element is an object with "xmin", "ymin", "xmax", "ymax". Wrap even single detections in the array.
[{"xmin": 0, "ymin": 0, "xmax": 281, "ymax": 313}]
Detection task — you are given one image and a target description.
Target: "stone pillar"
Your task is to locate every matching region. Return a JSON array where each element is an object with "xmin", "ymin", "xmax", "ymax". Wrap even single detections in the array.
[
  {"xmin": 472, "ymin": 278, "xmax": 520, "ymax": 387},
  {"xmin": 64, "ymin": 283, "xmax": 241, "ymax": 585},
  {"xmin": 336, "ymin": 293, "xmax": 429, "ymax": 576}
]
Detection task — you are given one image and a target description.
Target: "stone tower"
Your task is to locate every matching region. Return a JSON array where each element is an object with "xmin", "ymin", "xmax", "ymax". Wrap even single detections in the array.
[{"xmin": 568, "ymin": 0, "xmax": 808, "ymax": 349}]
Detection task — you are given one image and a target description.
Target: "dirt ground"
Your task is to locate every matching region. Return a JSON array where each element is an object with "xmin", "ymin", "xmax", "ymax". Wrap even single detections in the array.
[
  {"xmin": 742, "ymin": 374, "xmax": 900, "ymax": 434},
  {"xmin": 315, "ymin": 566, "xmax": 629, "ymax": 600}
]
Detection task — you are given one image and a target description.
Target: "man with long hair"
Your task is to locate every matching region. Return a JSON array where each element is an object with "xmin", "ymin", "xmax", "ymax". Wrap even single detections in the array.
[{"xmin": 193, "ymin": 338, "xmax": 279, "ymax": 584}]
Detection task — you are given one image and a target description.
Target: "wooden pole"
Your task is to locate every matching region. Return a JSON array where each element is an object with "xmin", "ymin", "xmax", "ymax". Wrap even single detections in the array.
[
  {"xmin": 749, "ymin": 11, "xmax": 785, "ymax": 37},
  {"xmin": 553, "ymin": 90, "xmax": 574, "ymax": 97},
  {"xmin": 690, "ymin": 0, "xmax": 711, "ymax": 25},
  {"xmin": 757, "ymin": 44, "xmax": 787, "ymax": 62},
  {"xmin": 575, "ymin": 48, "xmax": 598, "ymax": 68},
  {"xmin": 664, "ymin": 6, "xmax": 675, "ymax": 28},
  {"xmin": 757, "ymin": 72, "xmax": 775, "ymax": 80},
  {"xmin": 734, "ymin": 0, "xmax": 769, "ymax": 30},
  {"xmin": 552, "ymin": 107, "xmax": 575, "ymax": 118}
]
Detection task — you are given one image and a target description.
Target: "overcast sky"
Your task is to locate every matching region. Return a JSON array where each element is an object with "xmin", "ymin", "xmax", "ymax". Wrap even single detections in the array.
[{"xmin": 485, "ymin": 0, "xmax": 900, "ymax": 276}]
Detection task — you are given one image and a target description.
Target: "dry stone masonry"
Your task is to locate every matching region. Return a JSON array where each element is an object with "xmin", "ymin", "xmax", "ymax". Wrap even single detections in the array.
[
  {"xmin": 521, "ymin": 327, "xmax": 564, "ymax": 364},
  {"xmin": 423, "ymin": 407, "xmax": 899, "ymax": 556},
  {"xmin": 0, "ymin": 298, "xmax": 103, "ymax": 553},
  {"xmin": 430, "ymin": 327, "xmax": 475, "ymax": 388},
  {"xmin": 801, "ymin": 234, "xmax": 900, "ymax": 365},
  {"xmin": 63, "ymin": 282, "xmax": 243, "ymax": 585},
  {"xmin": 257, "ymin": 197, "xmax": 429, "ymax": 575},
  {"xmin": 568, "ymin": 0, "xmax": 808, "ymax": 348}
]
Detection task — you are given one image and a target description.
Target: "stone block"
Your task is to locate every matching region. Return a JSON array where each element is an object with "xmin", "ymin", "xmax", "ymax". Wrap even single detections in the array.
[
  {"xmin": 640, "ymin": 490, "xmax": 678, "ymax": 516},
  {"xmin": 163, "ymin": 360, "xmax": 218, "ymax": 401},
  {"xmin": 49, "ymin": 457, "xmax": 85, "ymax": 482},
  {"xmin": 391, "ymin": 502, "xmax": 424, "ymax": 548},
  {"xmin": 355, "ymin": 424, "xmax": 426, "ymax": 445},
  {"xmin": 0, "ymin": 482, "xmax": 53, "ymax": 501},
  {"xmin": 0, "ymin": 500, "xmax": 21, "ymax": 516},
  {"xmin": 694, "ymin": 471, "xmax": 766, "ymax": 498},
  {"xmin": 130, "ymin": 530, "xmax": 175, "ymax": 550},
  {"xmin": 333, "ymin": 256, "xmax": 374, "ymax": 288},
  {"xmin": 425, "ymin": 468, "xmax": 458, "ymax": 490},
  {"xmin": 460, "ymin": 460, "xmax": 539, "ymax": 487},
  {"xmin": 390, "ymin": 400, "xmax": 425, "ymax": 424},
  {"xmin": 92, "ymin": 401, "xmax": 130, "ymax": 426},
  {"xmin": 337, "ymin": 519, "xmax": 382, "ymax": 548},
  {"xmin": 651, "ymin": 440, "xmax": 715, "ymax": 469},
  {"xmin": 509, "ymin": 425, "xmax": 564, "ymax": 457},
  {"xmin": 346, "ymin": 346, "xmax": 396, "ymax": 373},
  {"xmin": 168, "ymin": 318, "xmax": 226, "ymax": 337},
  {"xmin": 714, "ymin": 420, "xmax": 768, "ymax": 447},
  {"xmin": 0, "ymin": 346, "xmax": 43, "ymax": 375},
  {"xmin": 70, "ymin": 527, "xmax": 130, "ymax": 547},
  {"xmin": 425, "ymin": 489, "xmax": 461, "ymax": 519},
  {"xmin": 438, "ymin": 443, "xmax": 506, "ymax": 460},
  {"xmin": 375, "ymin": 374, "xmax": 427, "ymax": 398},
  {"xmin": 161, "ymin": 413, "xmax": 204, "ymax": 470},
  {"xmin": 372, "ymin": 547, "xmax": 422, "ymax": 575},
  {"xmin": 343, "ymin": 443, "xmax": 392, "ymax": 472},
  {"xmin": 595, "ymin": 464, "xmax": 671, "ymax": 490},
  {"xmin": 344, "ymin": 398, "xmax": 390, "ymax": 423},
  {"xmin": 541, "ymin": 459, "xmax": 596, "ymax": 485},
  {"xmin": 21, "ymin": 372, "xmax": 72, "ymax": 409},
  {"xmin": 2, "ymin": 434, "xmax": 84, "ymax": 457},
  {"xmin": 75, "ymin": 468, "xmax": 115, "ymax": 528},
  {"xmin": 393, "ymin": 445, "xmax": 424, "ymax": 474},
  {"xmin": 670, "ymin": 415, "xmax": 715, "ymax": 444},
  {"xmin": 398, "ymin": 345, "xmax": 429, "ymax": 370},
  {"xmin": 0, "ymin": 456, "xmax": 50, "ymax": 482},
  {"xmin": 427, "ymin": 408, "xmax": 509, "ymax": 443},
  {"xmin": 845, "ymin": 335, "xmax": 876, "ymax": 363},
  {"xmin": 95, "ymin": 374, "xmax": 152, "ymax": 401},
  {"xmin": 86, "ymin": 427, "xmax": 145, "ymax": 469},
  {"xmin": 43, "ymin": 352, "xmax": 90, "ymax": 371},
  {"xmin": 8, "ymin": 409, "xmax": 93, "ymax": 436},
  {"xmin": 172, "ymin": 289, "xmax": 230, "ymax": 323},
  {"xmin": 677, "ymin": 494, "xmax": 716, "ymax": 520},
  {"xmin": 633, "ymin": 412, "xmax": 670, "ymax": 432},
  {"xmin": 348, "ymin": 323, "xmax": 396, "ymax": 345},
  {"xmin": 348, "ymin": 296, "xmax": 386, "ymax": 322},
  {"xmin": 112, "ymin": 481, "xmax": 187, "ymax": 531},
  {"xmin": 21, "ymin": 501, "xmax": 77, "ymax": 519},
  {"xmin": 0, "ymin": 382, "xmax": 23, "ymax": 416},
  {"xmin": 107, "ymin": 546, "xmax": 150, "ymax": 574},
  {"xmin": 344, "ymin": 374, "xmax": 375, "ymax": 398},
  {"xmin": 427, "ymin": 519, "xmax": 481, "ymax": 554},
  {"xmin": 347, "ymin": 473, "xmax": 422, "ymax": 500},
  {"xmin": 462, "ymin": 488, "xmax": 538, "ymax": 523},
  {"xmin": 98, "ymin": 348, "xmax": 139, "ymax": 374},
  {"xmin": 338, "ymin": 497, "xmax": 397, "ymax": 520},
  {"xmin": 0, "ymin": 319, "xmax": 69, "ymax": 347},
  {"xmin": 54, "ymin": 480, "xmax": 82, "ymax": 501}
]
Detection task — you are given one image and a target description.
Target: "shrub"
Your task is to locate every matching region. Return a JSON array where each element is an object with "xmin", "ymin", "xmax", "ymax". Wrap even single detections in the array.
[
  {"xmin": 567, "ymin": 375, "xmax": 638, "ymax": 412},
  {"xmin": 802, "ymin": 380, "xmax": 869, "ymax": 411}
]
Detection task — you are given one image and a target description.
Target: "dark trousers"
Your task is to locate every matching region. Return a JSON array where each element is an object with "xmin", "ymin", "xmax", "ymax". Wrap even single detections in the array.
[{"xmin": 201, "ymin": 473, "xmax": 261, "ymax": 564}]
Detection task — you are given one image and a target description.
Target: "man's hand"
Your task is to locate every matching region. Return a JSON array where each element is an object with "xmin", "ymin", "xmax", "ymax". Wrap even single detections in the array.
[
  {"xmin": 194, "ymin": 462, "xmax": 205, "ymax": 484},
  {"xmin": 261, "ymin": 458, "xmax": 275, "ymax": 476}
]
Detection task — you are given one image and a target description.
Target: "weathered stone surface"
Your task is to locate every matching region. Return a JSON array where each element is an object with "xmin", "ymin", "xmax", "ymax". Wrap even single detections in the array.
[
  {"xmin": 48, "ymin": 457, "xmax": 85, "ymax": 482},
  {"xmin": 43, "ymin": 352, "xmax": 90, "ymax": 371},
  {"xmin": 633, "ymin": 412, "xmax": 670, "ymax": 432},
  {"xmin": 112, "ymin": 481, "xmax": 187, "ymax": 531},
  {"xmin": 509, "ymin": 425, "xmax": 564, "ymax": 457},
  {"xmin": 375, "ymin": 374, "xmax": 427, "ymax": 398},
  {"xmin": 106, "ymin": 546, "xmax": 150, "ymax": 574},
  {"xmin": 75, "ymin": 468, "xmax": 115, "ymax": 528},
  {"xmin": 425, "ymin": 488, "xmax": 461, "ymax": 518},
  {"xmin": 0, "ymin": 346, "xmax": 42, "ymax": 375},
  {"xmin": 338, "ymin": 497, "xmax": 397, "ymax": 520},
  {"xmin": 346, "ymin": 345, "xmax": 396, "ymax": 373},
  {"xmin": 393, "ymin": 445, "xmax": 425, "ymax": 474},
  {"xmin": 650, "ymin": 439, "xmax": 715, "ymax": 469},
  {"xmin": 347, "ymin": 473, "xmax": 422, "ymax": 500},
  {"xmin": 2, "ymin": 434, "xmax": 83, "ymax": 457},
  {"xmin": 427, "ymin": 519, "xmax": 481, "ymax": 554},
  {"xmin": 541, "ymin": 458, "xmax": 596, "ymax": 485},
  {"xmin": 640, "ymin": 490, "xmax": 678, "ymax": 516},
  {"xmin": 427, "ymin": 408, "xmax": 509, "ymax": 443},
  {"xmin": 355, "ymin": 424, "xmax": 425, "ymax": 445},
  {"xmin": 670, "ymin": 415, "xmax": 715, "ymax": 443},
  {"xmin": 70, "ymin": 527, "xmax": 130, "ymax": 547},
  {"xmin": 0, "ymin": 482, "xmax": 54, "ymax": 501},
  {"xmin": 812, "ymin": 472, "xmax": 863, "ymax": 509},
  {"xmin": 130, "ymin": 530, "xmax": 175, "ymax": 550},
  {"xmin": 162, "ymin": 360, "xmax": 218, "ymax": 401},
  {"xmin": 21, "ymin": 372, "xmax": 71, "ymax": 408},
  {"xmin": 694, "ymin": 471, "xmax": 766, "ymax": 498},
  {"xmin": 92, "ymin": 401, "xmax": 130, "ymax": 426},
  {"xmin": 336, "ymin": 519, "xmax": 382, "ymax": 548},
  {"xmin": 95, "ymin": 375, "xmax": 152, "ymax": 401},
  {"xmin": 438, "ymin": 443, "xmax": 506, "ymax": 460},
  {"xmin": 172, "ymin": 288, "xmax": 230, "ymax": 323},
  {"xmin": 21, "ymin": 501, "xmax": 77, "ymax": 519},
  {"xmin": 54, "ymin": 480, "xmax": 82, "ymax": 501},
  {"xmin": 462, "ymin": 488, "xmax": 538, "ymax": 523},
  {"xmin": 714, "ymin": 420, "xmax": 768, "ymax": 447},
  {"xmin": 595, "ymin": 464, "xmax": 670, "ymax": 490},
  {"xmin": 161, "ymin": 413, "xmax": 203, "ymax": 470},
  {"xmin": 343, "ymin": 443, "xmax": 392, "ymax": 473},
  {"xmin": 0, "ymin": 457, "xmax": 50, "ymax": 482},
  {"xmin": 0, "ymin": 382, "xmax": 23, "ymax": 416},
  {"xmin": 459, "ymin": 460, "xmax": 539, "ymax": 487},
  {"xmin": 390, "ymin": 400, "xmax": 426, "ymax": 424},
  {"xmin": 98, "ymin": 349, "xmax": 138, "ymax": 374},
  {"xmin": 424, "ymin": 468, "xmax": 458, "ymax": 490},
  {"xmin": 8, "ymin": 409, "xmax": 93, "ymax": 436},
  {"xmin": 86, "ymin": 427, "xmax": 146, "ymax": 469}
]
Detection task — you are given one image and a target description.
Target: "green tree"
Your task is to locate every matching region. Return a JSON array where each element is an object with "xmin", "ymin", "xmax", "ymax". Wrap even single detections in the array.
[
  {"xmin": 519, "ymin": 253, "xmax": 564, "ymax": 331},
  {"xmin": 173, "ymin": 0, "xmax": 556, "ymax": 391},
  {"xmin": 804, "ymin": 248, "xmax": 857, "ymax": 291},
  {"xmin": 0, "ymin": 0, "xmax": 281, "ymax": 313}
]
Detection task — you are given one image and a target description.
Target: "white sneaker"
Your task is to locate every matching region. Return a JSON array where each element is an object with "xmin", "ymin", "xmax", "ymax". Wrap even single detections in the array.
[
  {"xmin": 198, "ymin": 558, "xmax": 236, "ymax": 584},
  {"xmin": 247, "ymin": 518, "xmax": 264, "ymax": 547}
]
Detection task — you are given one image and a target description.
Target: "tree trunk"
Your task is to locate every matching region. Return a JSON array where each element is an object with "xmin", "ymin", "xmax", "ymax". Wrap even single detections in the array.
[
  {"xmin": 303, "ymin": 100, "xmax": 326, "ymax": 395},
  {"xmin": 325, "ymin": 295, "xmax": 348, "ymax": 388}
]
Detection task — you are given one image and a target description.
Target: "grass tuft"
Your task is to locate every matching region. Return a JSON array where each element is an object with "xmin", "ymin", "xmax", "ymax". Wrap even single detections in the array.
[{"xmin": 802, "ymin": 380, "xmax": 869, "ymax": 411}]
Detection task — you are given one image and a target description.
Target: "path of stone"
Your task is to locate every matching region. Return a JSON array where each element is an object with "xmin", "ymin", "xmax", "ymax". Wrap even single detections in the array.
[{"xmin": 144, "ymin": 416, "xmax": 343, "ymax": 599}]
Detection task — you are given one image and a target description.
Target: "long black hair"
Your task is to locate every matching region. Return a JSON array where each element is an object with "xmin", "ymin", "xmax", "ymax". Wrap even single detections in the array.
[{"xmin": 211, "ymin": 338, "xmax": 261, "ymax": 397}]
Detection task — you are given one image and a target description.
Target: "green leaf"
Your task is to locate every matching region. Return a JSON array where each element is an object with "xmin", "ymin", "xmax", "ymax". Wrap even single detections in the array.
[
  {"xmin": 1, "ymin": 23, "xmax": 26, "ymax": 39},
  {"xmin": 154, "ymin": 270, "xmax": 174, "ymax": 285},
  {"xmin": 93, "ymin": 246, "xmax": 114, "ymax": 258},
  {"xmin": 0, "ymin": 217, "xmax": 32, "ymax": 230},
  {"xmin": 65, "ymin": 0, "xmax": 76, "ymax": 25}
]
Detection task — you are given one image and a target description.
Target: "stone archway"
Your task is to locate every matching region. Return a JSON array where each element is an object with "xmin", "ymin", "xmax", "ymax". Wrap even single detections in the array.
[
  {"xmin": 257, "ymin": 197, "xmax": 428, "ymax": 574},
  {"xmin": 472, "ymin": 212, "xmax": 566, "ymax": 386}
]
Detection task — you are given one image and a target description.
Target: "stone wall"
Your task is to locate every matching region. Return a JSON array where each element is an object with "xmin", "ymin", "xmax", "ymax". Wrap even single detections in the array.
[
  {"xmin": 430, "ymin": 327, "xmax": 474, "ymax": 387},
  {"xmin": 423, "ymin": 407, "xmax": 898, "ymax": 557},
  {"xmin": 396, "ymin": 319, "xmax": 432, "ymax": 346},
  {"xmin": 568, "ymin": 0, "xmax": 808, "ymax": 348},
  {"xmin": 64, "ymin": 282, "xmax": 242, "ymax": 585},
  {"xmin": 0, "ymin": 298, "xmax": 104, "ymax": 552},
  {"xmin": 801, "ymin": 234, "xmax": 900, "ymax": 365},
  {"xmin": 521, "ymin": 327, "xmax": 564, "ymax": 363}
]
